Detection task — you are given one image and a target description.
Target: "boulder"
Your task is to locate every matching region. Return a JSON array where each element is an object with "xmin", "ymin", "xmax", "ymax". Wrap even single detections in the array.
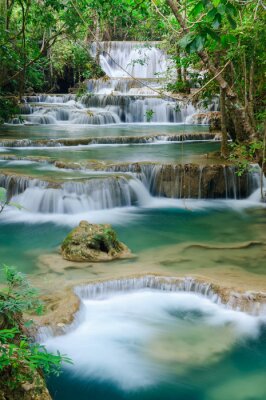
[{"xmin": 61, "ymin": 221, "xmax": 132, "ymax": 262}]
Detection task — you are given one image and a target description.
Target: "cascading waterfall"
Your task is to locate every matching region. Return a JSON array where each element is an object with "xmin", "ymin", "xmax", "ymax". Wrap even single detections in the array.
[
  {"xmin": 0, "ymin": 163, "xmax": 261, "ymax": 216},
  {"xmin": 75, "ymin": 275, "xmax": 219, "ymax": 302},
  {"xmin": 0, "ymin": 132, "xmax": 219, "ymax": 148},
  {"xmin": 8, "ymin": 42, "xmax": 217, "ymax": 125},
  {"xmin": 2, "ymin": 174, "xmax": 152, "ymax": 213},
  {"xmin": 103, "ymin": 163, "xmax": 261, "ymax": 199},
  {"xmin": 90, "ymin": 41, "xmax": 172, "ymax": 79}
]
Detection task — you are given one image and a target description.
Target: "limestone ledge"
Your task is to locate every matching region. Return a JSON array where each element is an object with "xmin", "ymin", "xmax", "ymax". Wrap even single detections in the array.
[{"xmin": 32, "ymin": 273, "xmax": 266, "ymax": 338}]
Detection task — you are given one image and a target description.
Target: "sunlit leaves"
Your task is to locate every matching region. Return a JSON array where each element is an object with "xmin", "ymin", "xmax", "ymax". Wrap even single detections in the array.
[{"xmin": 180, "ymin": 0, "xmax": 238, "ymax": 53}]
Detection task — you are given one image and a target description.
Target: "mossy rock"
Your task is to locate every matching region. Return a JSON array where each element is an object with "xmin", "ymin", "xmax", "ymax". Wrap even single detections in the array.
[{"xmin": 61, "ymin": 221, "xmax": 132, "ymax": 262}]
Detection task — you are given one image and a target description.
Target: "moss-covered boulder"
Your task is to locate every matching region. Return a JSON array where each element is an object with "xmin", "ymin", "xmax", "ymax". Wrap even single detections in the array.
[{"xmin": 61, "ymin": 221, "xmax": 132, "ymax": 262}]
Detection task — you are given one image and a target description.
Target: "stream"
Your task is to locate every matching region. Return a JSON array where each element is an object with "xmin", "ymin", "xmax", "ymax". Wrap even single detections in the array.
[{"xmin": 1, "ymin": 41, "xmax": 266, "ymax": 400}]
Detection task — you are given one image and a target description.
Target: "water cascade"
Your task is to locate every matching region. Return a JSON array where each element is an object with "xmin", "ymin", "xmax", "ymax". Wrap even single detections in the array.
[
  {"xmin": 0, "ymin": 163, "xmax": 261, "ymax": 216},
  {"xmin": 75, "ymin": 275, "xmax": 219, "ymax": 302},
  {"xmin": 9, "ymin": 42, "xmax": 217, "ymax": 126}
]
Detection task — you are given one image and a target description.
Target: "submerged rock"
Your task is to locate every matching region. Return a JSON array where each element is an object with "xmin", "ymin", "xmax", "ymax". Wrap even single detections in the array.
[{"xmin": 61, "ymin": 221, "xmax": 132, "ymax": 262}]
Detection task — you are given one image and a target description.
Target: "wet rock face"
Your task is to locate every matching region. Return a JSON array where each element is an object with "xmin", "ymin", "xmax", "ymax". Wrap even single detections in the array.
[
  {"xmin": 152, "ymin": 164, "xmax": 255, "ymax": 199},
  {"xmin": 61, "ymin": 221, "xmax": 132, "ymax": 262},
  {"xmin": 191, "ymin": 111, "xmax": 221, "ymax": 131}
]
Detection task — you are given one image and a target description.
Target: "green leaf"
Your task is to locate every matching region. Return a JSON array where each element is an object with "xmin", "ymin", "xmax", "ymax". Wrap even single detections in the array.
[
  {"xmin": 205, "ymin": 27, "xmax": 220, "ymax": 42},
  {"xmin": 207, "ymin": 7, "xmax": 217, "ymax": 20},
  {"xmin": 217, "ymin": 4, "xmax": 226, "ymax": 15},
  {"xmin": 190, "ymin": 2, "xmax": 204, "ymax": 17},
  {"xmin": 0, "ymin": 187, "xmax": 7, "ymax": 203},
  {"xmin": 188, "ymin": 35, "xmax": 206, "ymax": 53},
  {"xmin": 195, "ymin": 35, "xmax": 206, "ymax": 51},
  {"xmin": 221, "ymin": 34, "xmax": 237, "ymax": 47},
  {"xmin": 212, "ymin": 0, "xmax": 220, "ymax": 6},
  {"xmin": 179, "ymin": 34, "xmax": 195, "ymax": 49},
  {"xmin": 212, "ymin": 13, "xmax": 222, "ymax": 29},
  {"xmin": 227, "ymin": 14, "xmax": 237, "ymax": 29},
  {"xmin": 226, "ymin": 3, "xmax": 237, "ymax": 17}
]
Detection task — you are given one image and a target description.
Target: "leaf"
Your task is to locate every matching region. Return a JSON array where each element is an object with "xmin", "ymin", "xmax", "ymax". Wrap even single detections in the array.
[
  {"xmin": 188, "ymin": 35, "xmax": 206, "ymax": 53},
  {"xmin": 195, "ymin": 35, "xmax": 206, "ymax": 51},
  {"xmin": 226, "ymin": 3, "xmax": 237, "ymax": 17},
  {"xmin": 212, "ymin": 0, "xmax": 220, "ymax": 6},
  {"xmin": 217, "ymin": 4, "xmax": 226, "ymax": 15},
  {"xmin": 212, "ymin": 13, "xmax": 222, "ymax": 29},
  {"xmin": 205, "ymin": 27, "xmax": 220, "ymax": 42},
  {"xmin": 179, "ymin": 34, "xmax": 195, "ymax": 49},
  {"xmin": 207, "ymin": 7, "xmax": 217, "ymax": 20},
  {"xmin": 0, "ymin": 187, "xmax": 7, "ymax": 203},
  {"xmin": 221, "ymin": 34, "xmax": 237, "ymax": 47},
  {"xmin": 227, "ymin": 14, "xmax": 237, "ymax": 29},
  {"xmin": 190, "ymin": 2, "xmax": 204, "ymax": 17}
]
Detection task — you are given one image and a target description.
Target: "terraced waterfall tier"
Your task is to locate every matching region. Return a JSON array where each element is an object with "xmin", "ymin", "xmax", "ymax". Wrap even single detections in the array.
[{"xmin": 7, "ymin": 42, "xmax": 219, "ymax": 126}]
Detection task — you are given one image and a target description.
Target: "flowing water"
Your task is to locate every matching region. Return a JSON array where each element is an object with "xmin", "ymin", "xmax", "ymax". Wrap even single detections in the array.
[
  {"xmin": 0, "ymin": 41, "xmax": 265, "ymax": 399},
  {"xmin": 45, "ymin": 289, "xmax": 266, "ymax": 400}
]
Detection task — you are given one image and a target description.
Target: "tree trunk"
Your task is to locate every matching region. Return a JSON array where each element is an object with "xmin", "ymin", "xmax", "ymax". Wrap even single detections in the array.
[
  {"xmin": 166, "ymin": 0, "xmax": 257, "ymax": 142},
  {"xmin": 220, "ymin": 87, "xmax": 229, "ymax": 157}
]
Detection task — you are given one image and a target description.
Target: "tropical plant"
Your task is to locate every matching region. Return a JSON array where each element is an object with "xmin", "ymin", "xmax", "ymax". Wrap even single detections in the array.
[{"xmin": 0, "ymin": 266, "xmax": 71, "ymax": 392}]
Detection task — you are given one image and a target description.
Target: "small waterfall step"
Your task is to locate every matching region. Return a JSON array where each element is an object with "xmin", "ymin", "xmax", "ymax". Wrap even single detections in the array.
[
  {"xmin": 0, "ymin": 163, "xmax": 260, "ymax": 214},
  {"xmin": 0, "ymin": 132, "xmax": 220, "ymax": 148}
]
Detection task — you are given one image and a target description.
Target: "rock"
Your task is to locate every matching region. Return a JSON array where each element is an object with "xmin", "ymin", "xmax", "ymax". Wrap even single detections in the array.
[
  {"xmin": 190, "ymin": 111, "xmax": 221, "ymax": 131},
  {"xmin": 61, "ymin": 221, "xmax": 132, "ymax": 262}
]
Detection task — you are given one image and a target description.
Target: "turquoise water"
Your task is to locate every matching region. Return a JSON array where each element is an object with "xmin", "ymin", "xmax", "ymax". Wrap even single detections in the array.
[
  {"xmin": 0, "ymin": 207, "xmax": 265, "ymax": 276},
  {"xmin": 0, "ymin": 142, "xmax": 220, "ymax": 164},
  {"xmin": 0, "ymin": 120, "xmax": 266, "ymax": 400},
  {"xmin": 46, "ymin": 290, "xmax": 266, "ymax": 400},
  {"xmin": 48, "ymin": 328, "xmax": 266, "ymax": 400},
  {"xmin": 0, "ymin": 124, "xmax": 209, "ymax": 140}
]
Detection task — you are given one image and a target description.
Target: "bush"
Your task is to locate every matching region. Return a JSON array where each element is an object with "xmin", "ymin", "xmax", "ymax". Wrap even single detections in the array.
[{"xmin": 0, "ymin": 266, "xmax": 71, "ymax": 392}]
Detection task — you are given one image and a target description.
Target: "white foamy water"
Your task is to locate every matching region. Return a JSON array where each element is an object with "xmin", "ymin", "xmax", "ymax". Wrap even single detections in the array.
[
  {"xmin": 43, "ymin": 290, "xmax": 265, "ymax": 390},
  {"xmin": 1, "ymin": 191, "xmax": 265, "ymax": 227}
]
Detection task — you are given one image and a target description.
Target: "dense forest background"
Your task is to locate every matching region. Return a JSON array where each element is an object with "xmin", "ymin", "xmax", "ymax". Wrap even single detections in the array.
[{"xmin": 0, "ymin": 0, "xmax": 265, "ymax": 157}]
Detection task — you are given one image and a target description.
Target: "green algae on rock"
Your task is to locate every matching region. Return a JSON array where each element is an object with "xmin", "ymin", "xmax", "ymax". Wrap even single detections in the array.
[{"xmin": 61, "ymin": 221, "xmax": 132, "ymax": 262}]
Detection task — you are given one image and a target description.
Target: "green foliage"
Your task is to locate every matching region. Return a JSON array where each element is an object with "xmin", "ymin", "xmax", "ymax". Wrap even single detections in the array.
[
  {"xmin": 0, "ymin": 96, "xmax": 19, "ymax": 124},
  {"xmin": 0, "ymin": 328, "xmax": 71, "ymax": 389},
  {"xmin": 0, "ymin": 266, "xmax": 72, "ymax": 390},
  {"xmin": 179, "ymin": 0, "xmax": 238, "ymax": 53},
  {"xmin": 229, "ymin": 141, "xmax": 264, "ymax": 176},
  {"xmin": 0, "ymin": 266, "xmax": 44, "ymax": 324},
  {"xmin": 167, "ymin": 80, "xmax": 190, "ymax": 94},
  {"xmin": 91, "ymin": 227, "xmax": 122, "ymax": 253},
  {"xmin": 145, "ymin": 109, "xmax": 155, "ymax": 122}
]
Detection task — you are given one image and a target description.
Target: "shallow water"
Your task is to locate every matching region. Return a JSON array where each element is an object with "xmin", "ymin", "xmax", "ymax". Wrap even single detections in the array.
[
  {"xmin": 0, "ymin": 141, "xmax": 220, "ymax": 165},
  {"xmin": 0, "ymin": 88, "xmax": 265, "ymax": 399},
  {"xmin": 0, "ymin": 206, "xmax": 265, "ymax": 280},
  {"xmin": 46, "ymin": 290, "xmax": 266, "ymax": 400},
  {"xmin": 0, "ymin": 124, "xmax": 209, "ymax": 140}
]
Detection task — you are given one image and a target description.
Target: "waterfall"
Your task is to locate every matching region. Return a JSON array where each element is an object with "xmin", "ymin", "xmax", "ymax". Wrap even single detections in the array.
[
  {"xmin": 75, "ymin": 275, "xmax": 219, "ymax": 302},
  {"xmin": 90, "ymin": 41, "xmax": 172, "ymax": 79},
  {"xmin": 0, "ymin": 164, "xmax": 260, "ymax": 213},
  {"xmin": 3, "ymin": 175, "xmax": 153, "ymax": 213},
  {"xmin": 103, "ymin": 163, "xmax": 261, "ymax": 199},
  {"xmin": 6, "ymin": 41, "xmax": 219, "ymax": 126},
  {"xmin": 0, "ymin": 174, "xmax": 48, "ymax": 199},
  {"xmin": 0, "ymin": 132, "xmax": 219, "ymax": 148}
]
